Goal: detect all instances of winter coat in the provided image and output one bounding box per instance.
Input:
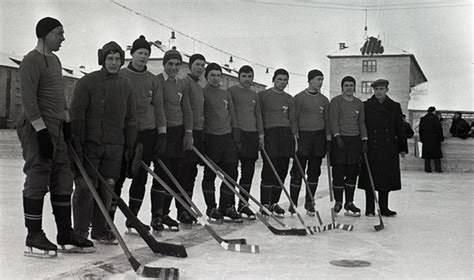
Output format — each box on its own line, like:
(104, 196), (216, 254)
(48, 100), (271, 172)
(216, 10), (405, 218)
(419, 113), (443, 159)
(358, 95), (407, 192)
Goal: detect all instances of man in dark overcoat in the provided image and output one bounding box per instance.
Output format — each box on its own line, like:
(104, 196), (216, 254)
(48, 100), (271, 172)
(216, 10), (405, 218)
(358, 79), (407, 217)
(419, 106), (444, 172)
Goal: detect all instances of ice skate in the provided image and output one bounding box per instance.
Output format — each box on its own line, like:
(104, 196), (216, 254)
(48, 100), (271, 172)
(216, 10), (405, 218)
(150, 217), (164, 236)
(24, 231), (58, 258)
(178, 211), (195, 230)
(259, 204), (271, 218)
(206, 208), (223, 224)
(162, 215), (180, 231)
(57, 231), (95, 253)
(125, 218), (151, 236)
(221, 206), (243, 223)
(344, 202), (361, 217)
(270, 203), (285, 218)
(91, 230), (118, 245)
(238, 204), (256, 221)
(305, 202), (316, 217)
(333, 202), (343, 216)
(288, 205), (296, 216)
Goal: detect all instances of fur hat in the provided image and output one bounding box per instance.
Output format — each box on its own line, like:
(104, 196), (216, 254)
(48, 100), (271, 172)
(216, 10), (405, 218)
(98, 41), (124, 66)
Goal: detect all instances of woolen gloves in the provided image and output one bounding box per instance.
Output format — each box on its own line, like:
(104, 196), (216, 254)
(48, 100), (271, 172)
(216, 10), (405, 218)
(334, 135), (345, 149)
(183, 131), (194, 151)
(36, 128), (54, 159)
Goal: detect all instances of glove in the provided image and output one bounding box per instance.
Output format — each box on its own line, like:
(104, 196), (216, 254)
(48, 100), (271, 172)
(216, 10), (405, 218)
(258, 135), (265, 150)
(36, 128), (54, 159)
(62, 121), (71, 141)
(334, 135), (344, 149)
(183, 131), (194, 151)
(362, 139), (368, 154)
(325, 140), (332, 154)
(154, 133), (166, 157)
(125, 145), (141, 179)
(232, 128), (241, 152)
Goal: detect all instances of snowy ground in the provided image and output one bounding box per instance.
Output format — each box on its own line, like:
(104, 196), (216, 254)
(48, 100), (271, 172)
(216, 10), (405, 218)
(0, 157), (472, 279)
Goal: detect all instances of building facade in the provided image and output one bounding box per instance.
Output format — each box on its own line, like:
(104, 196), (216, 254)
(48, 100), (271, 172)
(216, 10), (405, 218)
(327, 38), (427, 116)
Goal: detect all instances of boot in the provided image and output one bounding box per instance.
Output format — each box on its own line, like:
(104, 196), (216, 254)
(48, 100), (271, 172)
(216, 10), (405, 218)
(344, 202), (361, 217)
(221, 206), (243, 223)
(270, 203), (285, 218)
(379, 191), (397, 216)
(24, 231), (57, 258)
(238, 204), (256, 220)
(57, 230), (95, 253)
(206, 207), (223, 224)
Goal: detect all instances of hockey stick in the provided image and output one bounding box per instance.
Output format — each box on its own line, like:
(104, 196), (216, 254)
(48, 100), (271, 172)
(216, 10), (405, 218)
(144, 160), (259, 254)
(193, 147), (307, 236)
(260, 148), (315, 234)
(82, 154), (188, 258)
(324, 154), (354, 231)
(292, 154), (324, 226)
(67, 142), (179, 279)
(363, 153), (384, 231)
(155, 158), (250, 246)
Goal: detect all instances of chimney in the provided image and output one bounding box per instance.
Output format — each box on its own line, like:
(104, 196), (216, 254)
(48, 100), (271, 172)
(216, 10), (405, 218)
(339, 42), (347, 50)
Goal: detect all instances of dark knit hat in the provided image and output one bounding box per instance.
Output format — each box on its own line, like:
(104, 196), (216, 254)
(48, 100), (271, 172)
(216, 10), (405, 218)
(131, 35), (150, 55)
(205, 63), (222, 80)
(371, 79), (389, 88)
(427, 106), (436, 113)
(98, 41), (125, 66)
(189, 53), (206, 69)
(36, 17), (62, 38)
(163, 49), (182, 65)
(238, 65), (254, 77)
(272, 68), (289, 82)
(308, 69), (323, 82)
(341, 76), (356, 89)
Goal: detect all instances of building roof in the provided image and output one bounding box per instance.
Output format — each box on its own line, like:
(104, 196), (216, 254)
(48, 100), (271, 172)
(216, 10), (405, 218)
(0, 51), (86, 79)
(327, 41), (428, 87)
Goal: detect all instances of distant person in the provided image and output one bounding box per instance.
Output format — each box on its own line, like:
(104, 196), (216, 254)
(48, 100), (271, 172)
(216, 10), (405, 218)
(449, 111), (470, 139)
(419, 106), (444, 173)
(18, 17), (93, 257)
(358, 79), (407, 217)
(402, 114), (414, 139)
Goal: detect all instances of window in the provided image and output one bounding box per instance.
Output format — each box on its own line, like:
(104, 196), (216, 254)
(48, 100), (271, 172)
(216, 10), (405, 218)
(362, 60), (377, 72)
(361, 81), (372, 95)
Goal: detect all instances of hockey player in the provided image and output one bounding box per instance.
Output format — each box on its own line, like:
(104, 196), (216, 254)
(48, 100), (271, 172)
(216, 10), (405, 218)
(289, 69), (331, 216)
(151, 49), (193, 232)
(202, 63), (242, 223)
(18, 17), (94, 257)
(227, 65), (264, 220)
(70, 41), (137, 243)
(258, 69), (297, 218)
(329, 76), (367, 217)
(118, 35), (166, 233)
(179, 53), (206, 228)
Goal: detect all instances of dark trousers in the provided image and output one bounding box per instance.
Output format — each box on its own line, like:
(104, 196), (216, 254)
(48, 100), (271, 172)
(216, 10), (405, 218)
(332, 164), (359, 205)
(424, 158), (441, 172)
(202, 133), (238, 210)
(261, 156), (290, 205)
(289, 155), (322, 207)
(365, 189), (391, 212)
(238, 157), (257, 205)
(180, 130), (204, 215)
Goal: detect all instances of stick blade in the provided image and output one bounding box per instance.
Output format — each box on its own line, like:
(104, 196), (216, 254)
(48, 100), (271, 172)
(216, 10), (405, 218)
(152, 242), (188, 258)
(269, 226), (308, 236)
(223, 238), (247, 245)
(374, 222), (384, 231)
(130, 256), (179, 279)
(226, 243), (260, 254)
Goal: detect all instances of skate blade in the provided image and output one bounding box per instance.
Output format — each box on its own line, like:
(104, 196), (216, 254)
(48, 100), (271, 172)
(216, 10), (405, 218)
(24, 247), (57, 258)
(165, 226), (180, 232)
(306, 210), (316, 217)
(93, 239), (118, 245)
(223, 217), (243, 224)
(243, 215), (256, 221)
(208, 218), (223, 225)
(59, 245), (96, 253)
(344, 211), (361, 217)
(275, 213), (285, 219)
(179, 223), (193, 230)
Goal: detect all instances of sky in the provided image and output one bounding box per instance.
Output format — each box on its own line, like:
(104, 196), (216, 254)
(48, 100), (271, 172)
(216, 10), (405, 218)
(0, 0), (472, 110)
